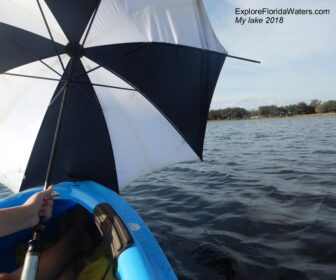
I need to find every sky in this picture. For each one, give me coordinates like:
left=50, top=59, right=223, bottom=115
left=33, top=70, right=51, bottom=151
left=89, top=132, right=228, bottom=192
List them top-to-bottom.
left=203, top=0, right=336, bottom=110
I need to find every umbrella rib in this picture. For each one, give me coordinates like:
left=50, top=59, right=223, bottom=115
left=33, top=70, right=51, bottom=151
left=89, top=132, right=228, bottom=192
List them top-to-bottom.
left=36, top=0, right=66, bottom=72
left=79, top=0, right=102, bottom=51
left=0, top=29, right=62, bottom=77
left=75, top=44, right=146, bottom=79
left=226, top=54, right=260, bottom=64
left=1, top=72, right=63, bottom=82
left=73, top=80, right=136, bottom=91
left=48, top=82, right=67, bottom=107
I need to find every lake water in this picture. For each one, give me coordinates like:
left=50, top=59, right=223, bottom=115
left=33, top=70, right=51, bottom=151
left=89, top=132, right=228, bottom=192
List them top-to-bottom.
left=1, top=116, right=336, bottom=279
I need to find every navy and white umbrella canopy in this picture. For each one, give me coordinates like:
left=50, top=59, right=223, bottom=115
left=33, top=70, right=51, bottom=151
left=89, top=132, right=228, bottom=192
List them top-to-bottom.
left=0, top=0, right=226, bottom=194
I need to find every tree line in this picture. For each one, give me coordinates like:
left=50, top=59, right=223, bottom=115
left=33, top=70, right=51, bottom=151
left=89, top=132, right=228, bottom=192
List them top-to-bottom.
left=208, top=100, right=336, bottom=120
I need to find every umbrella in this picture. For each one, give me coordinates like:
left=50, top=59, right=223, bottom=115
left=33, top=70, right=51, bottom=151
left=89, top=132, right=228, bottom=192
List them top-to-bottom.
left=0, top=0, right=227, bottom=194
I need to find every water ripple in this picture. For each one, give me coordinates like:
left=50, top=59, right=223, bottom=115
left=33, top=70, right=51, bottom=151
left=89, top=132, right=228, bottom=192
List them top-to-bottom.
left=123, top=116, right=336, bottom=280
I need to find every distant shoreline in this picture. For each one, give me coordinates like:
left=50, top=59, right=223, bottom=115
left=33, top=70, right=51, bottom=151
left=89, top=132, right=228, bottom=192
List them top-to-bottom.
left=208, top=100, right=336, bottom=121
left=208, top=112, right=336, bottom=122
left=251, top=112, right=336, bottom=119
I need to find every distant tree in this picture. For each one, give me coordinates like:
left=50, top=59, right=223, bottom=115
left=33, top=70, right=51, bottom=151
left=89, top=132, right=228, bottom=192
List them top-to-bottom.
left=310, top=99, right=322, bottom=111
left=314, top=100, right=336, bottom=113
left=323, top=100, right=336, bottom=112
left=295, top=102, right=306, bottom=114
left=296, top=102, right=314, bottom=115
left=285, top=104, right=297, bottom=115
left=315, top=104, right=326, bottom=113
left=258, top=105, right=278, bottom=116
left=307, top=105, right=315, bottom=114
left=277, top=106, right=288, bottom=116
left=208, top=107, right=250, bottom=120
left=227, top=107, right=250, bottom=119
left=208, top=109, right=222, bottom=120
left=249, top=109, right=259, bottom=117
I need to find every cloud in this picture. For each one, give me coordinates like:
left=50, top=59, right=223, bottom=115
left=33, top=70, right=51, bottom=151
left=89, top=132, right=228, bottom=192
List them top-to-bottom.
left=204, top=0, right=336, bottom=109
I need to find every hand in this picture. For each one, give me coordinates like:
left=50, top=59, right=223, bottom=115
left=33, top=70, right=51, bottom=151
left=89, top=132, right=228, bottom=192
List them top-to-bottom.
left=23, top=186, right=54, bottom=227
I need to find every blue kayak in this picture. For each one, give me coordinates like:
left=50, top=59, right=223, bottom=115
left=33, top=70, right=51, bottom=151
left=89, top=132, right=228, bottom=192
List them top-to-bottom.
left=0, top=181, right=177, bottom=280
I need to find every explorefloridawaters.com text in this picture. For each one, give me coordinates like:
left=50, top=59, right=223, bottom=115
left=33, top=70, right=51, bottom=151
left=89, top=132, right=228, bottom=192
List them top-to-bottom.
left=235, top=7, right=331, bottom=25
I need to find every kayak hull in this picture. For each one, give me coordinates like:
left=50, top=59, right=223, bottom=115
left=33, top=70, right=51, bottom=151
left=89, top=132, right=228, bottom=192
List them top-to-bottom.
left=0, top=181, right=177, bottom=280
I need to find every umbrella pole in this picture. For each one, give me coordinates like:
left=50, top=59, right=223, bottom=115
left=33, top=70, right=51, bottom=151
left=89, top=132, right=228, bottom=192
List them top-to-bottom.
left=20, top=81, right=70, bottom=280
left=43, top=81, right=70, bottom=190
